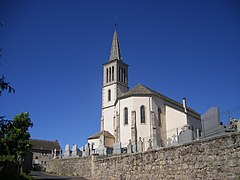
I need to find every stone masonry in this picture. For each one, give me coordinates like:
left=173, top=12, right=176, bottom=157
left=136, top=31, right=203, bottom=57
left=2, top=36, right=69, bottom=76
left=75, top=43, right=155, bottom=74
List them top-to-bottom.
left=47, top=132, right=240, bottom=179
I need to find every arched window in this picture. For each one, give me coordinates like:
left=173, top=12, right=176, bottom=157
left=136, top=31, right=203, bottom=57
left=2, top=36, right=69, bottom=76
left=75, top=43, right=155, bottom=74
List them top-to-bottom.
left=112, top=66, right=114, bottom=81
left=109, top=67, right=111, bottom=82
left=106, top=68, right=108, bottom=83
left=108, top=89, right=111, bottom=101
left=140, top=106, right=145, bottom=123
left=124, top=107, right=128, bottom=125
left=158, top=108, right=162, bottom=127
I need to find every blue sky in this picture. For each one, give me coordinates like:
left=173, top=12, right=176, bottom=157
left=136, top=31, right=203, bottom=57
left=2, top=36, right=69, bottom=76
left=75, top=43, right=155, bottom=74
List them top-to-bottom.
left=1, top=0, right=240, bottom=149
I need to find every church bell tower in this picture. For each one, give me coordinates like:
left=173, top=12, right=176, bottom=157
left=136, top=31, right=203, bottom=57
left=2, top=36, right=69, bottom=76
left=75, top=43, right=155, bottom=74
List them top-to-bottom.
left=101, top=30, right=129, bottom=134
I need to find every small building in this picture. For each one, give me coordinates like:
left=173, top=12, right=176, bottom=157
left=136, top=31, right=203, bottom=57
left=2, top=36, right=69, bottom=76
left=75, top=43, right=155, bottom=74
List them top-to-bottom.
left=88, top=130, right=115, bottom=150
left=30, top=139, right=61, bottom=171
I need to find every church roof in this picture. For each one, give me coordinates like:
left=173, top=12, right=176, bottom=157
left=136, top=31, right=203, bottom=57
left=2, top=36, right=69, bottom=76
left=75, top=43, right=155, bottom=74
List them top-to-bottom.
left=109, top=30, right=122, bottom=61
left=120, top=84, right=200, bottom=116
left=120, top=84, right=166, bottom=98
left=88, top=130, right=115, bottom=140
left=30, top=139, right=61, bottom=151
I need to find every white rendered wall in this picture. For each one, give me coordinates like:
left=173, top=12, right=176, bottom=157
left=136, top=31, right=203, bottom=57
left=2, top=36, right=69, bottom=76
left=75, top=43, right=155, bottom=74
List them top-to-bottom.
left=102, top=83, right=117, bottom=136
left=102, top=84, right=117, bottom=108
left=117, top=96, right=151, bottom=150
left=151, top=96, right=165, bottom=146
left=151, top=96, right=165, bottom=113
left=165, top=105, right=187, bottom=143
left=102, top=106, right=115, bottom=135
left=188, top=115, right=202, bottom=138
left=88, top=139, right=99, bottom=150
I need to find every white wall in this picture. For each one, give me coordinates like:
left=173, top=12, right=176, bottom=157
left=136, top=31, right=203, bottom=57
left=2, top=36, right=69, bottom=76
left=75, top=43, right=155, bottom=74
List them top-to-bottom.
left=102, top=84, right=117, bottom=108
left=117, top=96, right=151, bottom=150
left=151, top=96, right=165, bottom=146
left=165, top=105, right=187, bottom=144
left=102, top=106, right=115, bottom=135
left=188, top=115, right=202, bottom=138
left=88, top=139, right=99, bottom=150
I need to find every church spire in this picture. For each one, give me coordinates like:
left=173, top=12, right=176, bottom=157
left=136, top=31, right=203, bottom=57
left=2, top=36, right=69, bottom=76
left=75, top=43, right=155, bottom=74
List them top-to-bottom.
left=109, top=30, right=122, bottom=61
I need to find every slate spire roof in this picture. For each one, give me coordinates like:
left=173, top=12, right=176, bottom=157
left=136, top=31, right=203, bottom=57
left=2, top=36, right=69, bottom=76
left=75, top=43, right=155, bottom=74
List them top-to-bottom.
left=109, top=30, right=122, bottom=61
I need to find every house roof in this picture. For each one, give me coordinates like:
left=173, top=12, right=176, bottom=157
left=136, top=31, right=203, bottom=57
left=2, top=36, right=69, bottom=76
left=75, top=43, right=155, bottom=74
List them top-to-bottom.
left=119, top=84, right=200, bottom=116
left=88, top=130, right=115, bottom=140
left=30, top=139, right=61, bottom=151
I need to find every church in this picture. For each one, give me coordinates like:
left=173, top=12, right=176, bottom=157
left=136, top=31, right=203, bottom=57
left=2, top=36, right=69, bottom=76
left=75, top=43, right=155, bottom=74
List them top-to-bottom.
left=88, top=30, right=202, bottom=152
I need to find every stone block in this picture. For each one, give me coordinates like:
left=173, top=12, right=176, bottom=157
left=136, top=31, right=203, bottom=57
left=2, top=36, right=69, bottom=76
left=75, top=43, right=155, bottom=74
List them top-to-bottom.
left=237, top=121, right=240, bottom=132
left=179, top=129, right=193, bottom=144
left=137, top=137, right=143, bottom=152
left=127, top=140, right=133, bottom=153
left=113, top=142, right=122, bottom=154
left=84, top=143, right=90, bottom=157
left=64, top=144, right=71, bottom=158
left=97, top=145, right=107, bottom=155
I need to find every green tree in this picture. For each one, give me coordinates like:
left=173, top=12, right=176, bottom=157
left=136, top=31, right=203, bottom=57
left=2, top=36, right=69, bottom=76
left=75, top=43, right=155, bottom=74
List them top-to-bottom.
left=0, top=112, right=33, bottom=159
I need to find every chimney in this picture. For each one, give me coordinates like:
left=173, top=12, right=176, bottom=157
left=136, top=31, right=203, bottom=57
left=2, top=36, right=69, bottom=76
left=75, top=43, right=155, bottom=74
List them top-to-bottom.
left=182, top=98, right=187, bottom=113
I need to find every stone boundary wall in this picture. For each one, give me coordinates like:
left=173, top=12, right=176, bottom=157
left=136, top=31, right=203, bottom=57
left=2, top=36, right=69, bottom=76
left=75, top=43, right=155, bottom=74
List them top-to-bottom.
left=47, top=132, right=240, bottom=179
left=47, top=156, right=92, bottom=179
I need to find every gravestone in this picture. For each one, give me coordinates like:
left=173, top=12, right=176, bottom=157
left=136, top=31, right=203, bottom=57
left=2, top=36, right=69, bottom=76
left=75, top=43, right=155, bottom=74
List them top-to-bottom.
left=201, top=107, right=225, bottom=136
left=237, top=121, right=240, bottom=132
left=179, top=129, right=193, bottom=144
left=196, top=129, right=200, bottom=140
left=97, top=134, right=107, bottom=155
left=172, top=134, right=178, bottom=145
left=137, top=137, right=143, bottom=152
left=167, top=138, right=172, bottom=146
left=127, top=139, right=133, bottom=153
left=147, top=139, right=152, bottom=150
left=113, top=142, right=122, bottom=154
left=84, top=143, right=90, bottom=157
left=64, top=144, right=70, bottom=158
left=72, top=144, right=79, bottom=157
left=97, top=144, right=107, bottom=155
left=132, top=144, right=137, bottom=153
left=53, top=148, right=57, bottom=159
left=59, top=149, right=62, bottom=159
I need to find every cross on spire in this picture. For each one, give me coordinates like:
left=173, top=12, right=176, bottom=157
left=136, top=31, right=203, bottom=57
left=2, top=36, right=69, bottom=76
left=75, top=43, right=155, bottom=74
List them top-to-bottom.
left=114, top=17, right=117, bottom=30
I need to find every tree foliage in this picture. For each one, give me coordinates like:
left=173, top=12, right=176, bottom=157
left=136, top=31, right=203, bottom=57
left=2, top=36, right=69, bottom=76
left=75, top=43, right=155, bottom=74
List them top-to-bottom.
left=0, top=30, right=15, bottom=96
left=0, top=75, right=15, bottom=96
left=0, top=112, right=33, bottom=158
